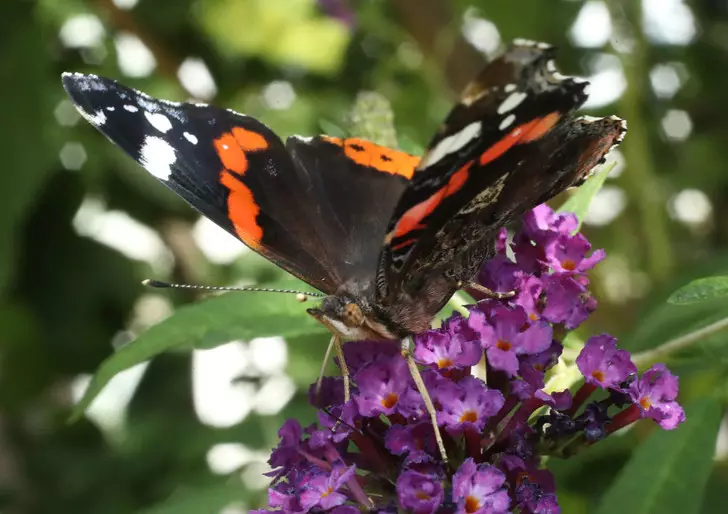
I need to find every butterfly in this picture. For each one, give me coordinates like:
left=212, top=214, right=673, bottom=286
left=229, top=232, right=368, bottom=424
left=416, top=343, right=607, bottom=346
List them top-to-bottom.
left=62, top=40, right=624, bottom=347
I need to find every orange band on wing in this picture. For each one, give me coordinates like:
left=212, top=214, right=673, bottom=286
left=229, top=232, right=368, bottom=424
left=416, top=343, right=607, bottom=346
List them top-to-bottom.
left=479, top=112, right=561, bottom=166
left=521, top=112, right=561, bottom=142
left=232, top=126, right=268, bottom=151
left=214, top=128, right=269, bottom=175
left=215, top=133, right=248, bottom=174
left=323, top=137, right=419, bottom=179
left=391, top=160, right=473, bottom=240
left=220, top=169, right=263, bottom=249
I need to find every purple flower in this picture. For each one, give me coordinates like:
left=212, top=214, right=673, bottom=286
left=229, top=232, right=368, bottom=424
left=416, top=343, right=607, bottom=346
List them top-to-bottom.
left=255, top=202, right=687, bottom=514
left=523, top=204, right=578, bottom=240
left=542, top=233, right=605, bottom=274
left=478, top=254, right=522, bottom=294
left=512, top=274, right=544, bottom=320
left=541, top=275, right=597, bottom=329
left=469, top=305, right=553, bottom=376
left=414, top=325, right=482, bottom=370
left=576, top=334, right=637, bottom=389
left=342, top=340, right=400, bottom=375
left=354, top=356, right=411, bottom=417
left=629, top=364, right=686, bottom=429
left=436, top=376, right=504, bottom=435
left=269, top=419, right=304, bottom=470
left=385, top=422, right=437, bottom=459
left=452, top=459, right=510, bottom=514
left=298, top=465, right=356, bottom=511
left=396, top=470, right=444, bottom=514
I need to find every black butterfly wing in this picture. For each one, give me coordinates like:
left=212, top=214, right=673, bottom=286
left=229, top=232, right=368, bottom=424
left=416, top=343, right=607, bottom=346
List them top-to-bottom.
left=375, top=41, right=626, bottom=332
left=62, top=73, right=342, bottom=293
left=62, top=73, right=419, bottom=297
left=285, top=135, right=417, bottom=296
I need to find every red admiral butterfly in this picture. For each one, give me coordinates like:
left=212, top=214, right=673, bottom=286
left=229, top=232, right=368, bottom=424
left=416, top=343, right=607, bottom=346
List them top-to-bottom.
left=62, top=40, right=624, bottom=339
left=63, top=40, right=624, bottom=458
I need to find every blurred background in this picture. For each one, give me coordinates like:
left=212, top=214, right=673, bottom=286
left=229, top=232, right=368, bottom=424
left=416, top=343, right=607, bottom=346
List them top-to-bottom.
left=2, top=0, right=728, bottom=512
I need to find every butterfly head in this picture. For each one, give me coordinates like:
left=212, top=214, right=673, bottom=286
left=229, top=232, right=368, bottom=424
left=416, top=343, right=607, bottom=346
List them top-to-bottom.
left=307, top=294, right=399, bottom=341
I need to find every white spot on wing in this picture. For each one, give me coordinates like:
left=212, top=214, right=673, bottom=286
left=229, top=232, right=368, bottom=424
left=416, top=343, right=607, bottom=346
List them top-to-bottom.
left=504, top=83, right=517, bottom=93
left=497, top=91, right=527, bottom=114
left=124, top=104, right=139, bottom=112
left=106, top=106, right=115, bottom=111
left=78, top=107, right=107, bottom=126
left=144, top=111, right=173, bottom=133
left=499, top=114, right=516, bottom=130
left=422, top=121, right=482, bottom=167
left=183, top=132, right=198, bottom=144
left=291, top=135, right=313, bottom=143
left=139, top=136, right=176, bottom=180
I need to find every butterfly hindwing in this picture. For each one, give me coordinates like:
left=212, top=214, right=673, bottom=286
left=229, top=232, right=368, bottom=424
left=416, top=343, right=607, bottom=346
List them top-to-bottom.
left=375, top=42, right=625, bottom=331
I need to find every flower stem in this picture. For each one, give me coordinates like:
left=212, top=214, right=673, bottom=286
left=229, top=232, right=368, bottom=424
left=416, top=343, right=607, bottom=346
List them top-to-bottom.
left=632, top=315, right=728, bottom=369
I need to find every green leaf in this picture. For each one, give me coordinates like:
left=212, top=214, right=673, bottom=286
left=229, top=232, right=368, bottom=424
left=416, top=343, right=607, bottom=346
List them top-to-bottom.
left=558, top=162, right=614, bottom=229
left=668, top=276, right=728, bottom=305
left=72, top=285, right=327, bottom=421
left=596, top=397, right=722, bottom=514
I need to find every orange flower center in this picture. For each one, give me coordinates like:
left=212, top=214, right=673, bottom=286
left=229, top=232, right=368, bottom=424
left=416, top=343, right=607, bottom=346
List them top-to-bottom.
left=562, top=259, right=577, bottom=271
left=528, top=312, right=539, bottom=321
left=496, top=339, right=512, bottom=351
left=437, top=358, right=454, bottom=369
left=591, top=370, right=605, bottom=383
left=381, top=392, right=399, bottom=409
left=640, top=397, right=652, bottom=410
left=460, top=410, right=478, bottom=423
left=322, top=487, right=333, bottom=497
left=415, top=490, right=430, bottom=500
left=465, top=496, right=481, bottom=513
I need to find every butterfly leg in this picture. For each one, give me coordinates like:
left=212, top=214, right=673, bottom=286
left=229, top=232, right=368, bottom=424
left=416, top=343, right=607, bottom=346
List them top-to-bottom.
left=466, top=281, right=516, bottom=300
left=315, top=334, right=351, bottom=405
left=333, top=334, right=351, bottom=403
left=401, top=336, right=449, bottom=463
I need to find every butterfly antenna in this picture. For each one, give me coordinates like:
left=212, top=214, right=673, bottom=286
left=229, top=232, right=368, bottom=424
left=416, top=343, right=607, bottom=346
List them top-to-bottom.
left=141, top=279, right=325, bottom=300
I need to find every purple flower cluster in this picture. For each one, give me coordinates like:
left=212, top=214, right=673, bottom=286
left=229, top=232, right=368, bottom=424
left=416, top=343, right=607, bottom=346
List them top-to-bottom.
left=255, top=205, right=685, bottom=514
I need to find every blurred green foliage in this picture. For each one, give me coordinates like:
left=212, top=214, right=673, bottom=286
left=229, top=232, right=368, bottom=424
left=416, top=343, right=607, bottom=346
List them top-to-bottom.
left=3, top=0, right=728, bottom=512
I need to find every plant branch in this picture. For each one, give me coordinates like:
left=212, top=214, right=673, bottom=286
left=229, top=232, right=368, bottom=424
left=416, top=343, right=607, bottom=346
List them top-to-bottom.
left=606, top=0, right=674, bottom=282
left=632, top=315, right=728, bottom=368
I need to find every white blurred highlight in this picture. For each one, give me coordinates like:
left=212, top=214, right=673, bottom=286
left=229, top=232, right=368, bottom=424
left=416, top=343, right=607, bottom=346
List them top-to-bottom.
left=112, top=0, right=139, bottom=9
left=643, top=0, right=697, bottom=45
left=570, top=1, right=612, bottom=48
left=462, top=9, right=501, bottom=56
left=60, top=14, right=105, bottom=48
left=115, top=32, right=156, bottom=77
left=582, top=54, right=626, bottom=109
left=178, top=58, right=218, bottom=100
left=650, top=63, right=683, bottom=99
left=262, top=81, right=296, bottom=111
left=661, top=109, right=693, bottom=141
left=60, top=142, right=87, bottom=170
left=584, top=186, right=627, bottom=226
left=669, top=189, right=712, bottom=225
left=73, top=197, right=171, bottom=268
left=192, top=216, right=247, bottom=264
left=193, top=342, right=254, bottom=428
left=71, top=360, right=149, bottom=438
